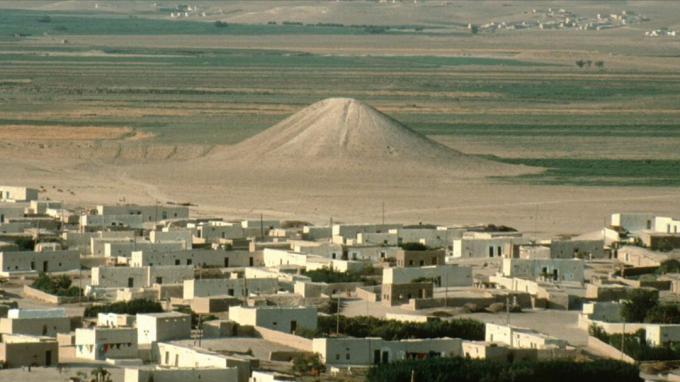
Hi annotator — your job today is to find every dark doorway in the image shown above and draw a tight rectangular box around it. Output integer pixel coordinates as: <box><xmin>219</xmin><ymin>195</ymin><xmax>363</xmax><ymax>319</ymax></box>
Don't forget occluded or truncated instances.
<box><xmin>45</xmin><ymin>350</ymin><xmax>52</xmax><ymax>366</ymax></box>
<box><xmin>42</xmin><ymin>261</ymin><xmax>48</xmax><ymax>272</ymax></box>
<box><xmin>290</xmin><ymin>320</ymin><xmax>297</xmax><ymax>333</ymax></box>
<box><xmin>128</xmin><ymin>277</ymin><xmax>134</xmax><ymax>287</ymax></box>
<box><xmin>224</xmin><ymin>258</ymin><xmax>229</xmax><ymax>267</ymax></box>
<box><xmin>373</xmin><ymin>350</ymin><xmax>381</xmax><ymax>364</ymax></box>
<box><xmin>381</xmin><ymin>351</ymin><xmax>389</xmax><ymax>364</ymax></box>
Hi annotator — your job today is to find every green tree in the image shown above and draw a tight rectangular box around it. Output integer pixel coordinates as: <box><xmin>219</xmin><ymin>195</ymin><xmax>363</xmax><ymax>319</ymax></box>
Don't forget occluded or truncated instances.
<box><xmin>621</xmin><ymin>289</ymin><xmax>658</xmax><ymax>322</ymax></box>
<box><xmin>645</xmin><ymin>304</ymin><xmax>680</xmax><ymax>324</ymax></box>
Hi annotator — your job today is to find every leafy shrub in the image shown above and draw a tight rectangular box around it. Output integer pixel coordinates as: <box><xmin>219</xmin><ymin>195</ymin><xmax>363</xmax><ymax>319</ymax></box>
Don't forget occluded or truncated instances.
<box><xmin>292</xmin><ymin>353</ymin><xmax>325</xmax><ymax>376</ymax></box>
<box><xmin>621</xmin><ymin>288</ymin><xmax>658</xmax><ymax>322</ymax></box>
<box><xmin>32</xmin><ymin>273</ymin><xmax>82</xmax><ymax>297</ymax></box>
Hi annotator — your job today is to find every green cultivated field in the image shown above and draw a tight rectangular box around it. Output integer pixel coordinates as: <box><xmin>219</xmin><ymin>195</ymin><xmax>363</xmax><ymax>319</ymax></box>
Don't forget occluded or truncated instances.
<box><xmin>1</xmin><ymin>4</ymin><xmax>680</xmax><ymax>186</ymax></box>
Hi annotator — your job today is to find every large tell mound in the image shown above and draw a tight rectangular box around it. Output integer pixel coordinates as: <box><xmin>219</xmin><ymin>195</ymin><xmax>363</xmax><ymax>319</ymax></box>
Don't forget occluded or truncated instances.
<box><xmin>218</xmin><ymin>98</ymin><xmax>531</xmax><ymax>177</ymax></box>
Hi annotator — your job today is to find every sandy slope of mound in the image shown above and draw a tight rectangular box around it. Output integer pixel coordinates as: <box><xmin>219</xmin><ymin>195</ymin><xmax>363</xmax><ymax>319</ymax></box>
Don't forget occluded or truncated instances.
<box><xmin>213</xmin><ymin>97</ymin><xmax>533</xmax><ymax>177</ymax></box>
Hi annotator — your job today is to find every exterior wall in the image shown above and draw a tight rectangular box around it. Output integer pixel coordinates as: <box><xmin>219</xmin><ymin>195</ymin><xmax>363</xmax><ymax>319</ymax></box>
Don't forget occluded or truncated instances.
<box><xmin>356</xmin><ymin>232</ymin><xmax>399</xmax><ymax>246</ymax></box>
<box><xmin>382</xmin><ymin>282</ymin><xmax>433</xmax><ymax>306</ymax></box>
<box><xmin>81</xmin><ymin>214</ymin><xmax>145</xmax><ymax>229</ymax></box>
<box><xmin>611</xmin><ymin>213</ymin><xmax>655</xmax><ymax>232</ymax></box>
<box><xmin>97</xmin><ymin>313</ymin><xmax>135</xmax><ymax>328</ymax></box>
<box><xmin>581</xmin><ymin>302</ymin><xmax>623</xmax><ymax>322</ymax></box>
<box><xmin>105</xmin><ymin>241</ymin><xmax>184</xmax><ymax>258</ymax></box>
<box><xmin>0</xmin><ymin>250</ymin><xmax>79</xmax><ymax>274</ymax></box>
<box><xmin>332</xmin><ymin>224</ymin><xmax>402</xmax><ymax>241</ymax></box>
<box><xmin>485</xmin><ymin>323</ymin><xmax>565</xmax><ymax>349</ymax></box>
<box><xmin>383</xmin><ymin>265</ymin><xmax>473</xmax><ymax>287</ymax></box>
<box><xmin>0</xmin><ymin>316</ymin><xmax>71</xmax><ymax>336</ymax></box>
<box><xmin>312</xmin><ymin>337</ymin><xmax>461</xmax><ymax>366</ymax></box>
<box><xmin>550</xmin><ymin>240</ymin><xmax>604</xmax><ymax>259</ymax></box>
<box><xmin>0</xmin><ymin>203</ymin><xmax>25</xmax><ymax>223</ymax></box>
<box><xmin>654</xmin><ymin>216</ymin><xmax>680</xmax><ymax>234</ymax></box>
<box><xmin>0</xmin><ymin>186</ymin><xmax>38</xmax><ymax>202</ymax></box>
<box><xmin>91</xmin><ymin>266</ymin><xmax>193</xmax><ymax>288</ymax></box>
<box><xmin>229</xmin><ymin>306</ymin><xmax>317</xmax><ymax>333</ymax></box>
<box><xmin>183</xmin><ymin>277</ymin><xmax>278</xmax><ymax>299</ymax></box>
<box><xmin>645</xmin><ymin>324</ymin><xmax>680</xmax><ymax>346</ymax></box>
<box><xmin>0</xmin><ymin>337</ymin><xmax>58</xmax><ymax>367</ymax></box>
<box><xmin>501</xmin><ymin>258</ymin><xmax>584</xmax><ymax>282</ymax></box>
<box><xmin>137</xmin><ymin>312</ymin><xmax>191</xmax><ymax>345</ymax></box>
<box><xmin>462</xmin><ymin>341</ymin><xmax>510</xmax><ymax>360</ymax></box>
<box><xmin>302</xmin><ymin>226</ymin><xmax>332</xmax><ymax>240</ymax></box>
<box><xmin>75</xmin><ymin>327</ymin><xmax>138</xmax><ymax>360</ymax></box>
<box><xmin>131</xmin><ymin>249</ymin><xmax>253</xmax><ymax>268</ymax></box>
<box><xmin>197</xmin><ymin>223</ymin><xmax>245</xmax><ymax>242</ymax></box>
<box><xmin>97</xmin><ymin>205</ymin><xmax>189</xmax><ymax>221</ymax></box>
<box><xmin>149</xmin><ymin>229</ymin><xmax>193</xmax><ymax>249</ymax></box>
<box><xmin>393</xmin><ymin>227</ymin><xmax>458</xmax><ymax>249</ymax></box>
<box><xmin>395</xmin><ymin>249</ymin><xmax>445</xmax><ymax>267</ymax></box>
<box><xmin>452</xmin><ymin>235</ymin><xmax>528</xmax><ymax>258</ymax></box>
<box><xmin>125</xmin><ymin>367</ymin><xmax>238</xmax><ymax>382</ymax></box>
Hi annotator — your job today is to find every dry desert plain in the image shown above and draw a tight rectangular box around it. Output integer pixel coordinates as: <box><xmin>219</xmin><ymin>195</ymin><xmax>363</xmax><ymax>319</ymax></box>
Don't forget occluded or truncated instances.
<box><xmin>1</xmin><ymin>1</ymin><xmax>680</xmax><ymax>237</ymax></box>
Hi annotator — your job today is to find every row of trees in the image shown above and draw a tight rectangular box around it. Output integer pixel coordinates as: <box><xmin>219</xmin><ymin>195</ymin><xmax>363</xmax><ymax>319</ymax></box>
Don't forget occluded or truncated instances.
<box><xmin>84</xmin><ymin>299</ymin><xmax>163</xmax><ymax>318</ymax></box>
<box><xmin>590</xmin><ymin>325</ymin><xmax>680</xmax><ymax>361</ymax></box>
<box><xmin>300</xmin><ymin>315</ymin><xmax>484</xmax><ymax>341</ymax></box>
<box><xmin>367</xmin><ymin>357</ymin><xmax>642</xmax><ymax>382</ymax></box>
<box><xmin>576</xmin><ymin>59</ymin><xmax>605</xmax><ymax>68</ymax></box>
<box><xmin>621</xmin><ymin>288</ymin><xmax>680</xmax><ymax>323</ymax></box>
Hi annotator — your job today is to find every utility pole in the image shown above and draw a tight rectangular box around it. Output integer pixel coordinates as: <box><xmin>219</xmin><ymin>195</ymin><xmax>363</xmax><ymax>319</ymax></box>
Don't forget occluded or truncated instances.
<box><xmin>336</xmin><ymin>295</ymin><xmax>341</xmax><ymax>336</ymax></box>
<box><xmin>621</xmin><ymin>321</ymin><xmax>625</xmax><ymax>359</ymax></box>
<box><xmin>506</xmin><ymin>296</ymin><xmax>510</xmax><ymax>326</ymax></box>
<box><xmin>260</xmin><ymin>213</ymin><xmax>264</xmax><ymax>239</ymax></box>
<box><xmin>381</xmin><ymin>201</ymin><xmax>385</xmax><ymax>225</ymax></box>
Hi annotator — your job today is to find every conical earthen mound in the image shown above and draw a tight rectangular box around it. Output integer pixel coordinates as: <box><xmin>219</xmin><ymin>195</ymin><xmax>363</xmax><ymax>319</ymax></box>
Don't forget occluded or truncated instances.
<box><xmin>213</xmin><ymin>98</ymin><xmax>535</xmax><ymax>176</ymax></box>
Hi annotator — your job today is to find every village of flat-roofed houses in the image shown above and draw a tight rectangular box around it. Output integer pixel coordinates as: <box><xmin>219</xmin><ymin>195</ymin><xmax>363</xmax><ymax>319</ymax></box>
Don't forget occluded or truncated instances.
<box><xmin>1</xmin><ymin>184</ymin><xmax>680</xmax><ymax>381</ymax></box>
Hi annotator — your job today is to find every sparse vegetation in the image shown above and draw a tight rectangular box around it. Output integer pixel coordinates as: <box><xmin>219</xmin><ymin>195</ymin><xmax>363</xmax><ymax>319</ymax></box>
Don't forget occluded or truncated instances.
<box><xmin>302</xmin><ymin>315</ymin><xmax>484</xmax><ymax>340</ymax></box>
<box><xmin>31</xmin><ymin>273</ymin><xmax>82</xmax><ymax>297</ymax></box>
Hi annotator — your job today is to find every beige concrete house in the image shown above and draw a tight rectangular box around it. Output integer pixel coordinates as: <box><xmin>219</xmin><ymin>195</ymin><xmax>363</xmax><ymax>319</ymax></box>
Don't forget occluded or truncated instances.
<box><xmin>229</xmin><ymin>306</ymin><xmax>317</xmax><ymax>334</ymax></box>
<box><xmin>0</xmin><ymin>334</ymin><xmax>58</xmax><ymax>367</ymax></box>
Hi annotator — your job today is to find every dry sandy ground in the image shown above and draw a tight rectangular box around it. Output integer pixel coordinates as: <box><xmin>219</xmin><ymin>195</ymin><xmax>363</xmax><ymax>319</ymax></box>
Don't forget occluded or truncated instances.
<box><xmin>1</xmin><ymin>99</ymin><xmax>679</xmax><ymax>238</ymax></box>
<box><xmin>2</xmin><ymin>141</ymin><xmax>680</xmax><ymax>239</ymax></box>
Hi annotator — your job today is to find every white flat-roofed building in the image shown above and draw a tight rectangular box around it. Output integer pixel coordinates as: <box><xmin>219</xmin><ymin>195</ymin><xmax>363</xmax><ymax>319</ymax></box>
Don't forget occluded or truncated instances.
<box><xmin>136</xmin><ymin>312</ymin><xmax>191</xmax><ymax>345</ymax></box>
